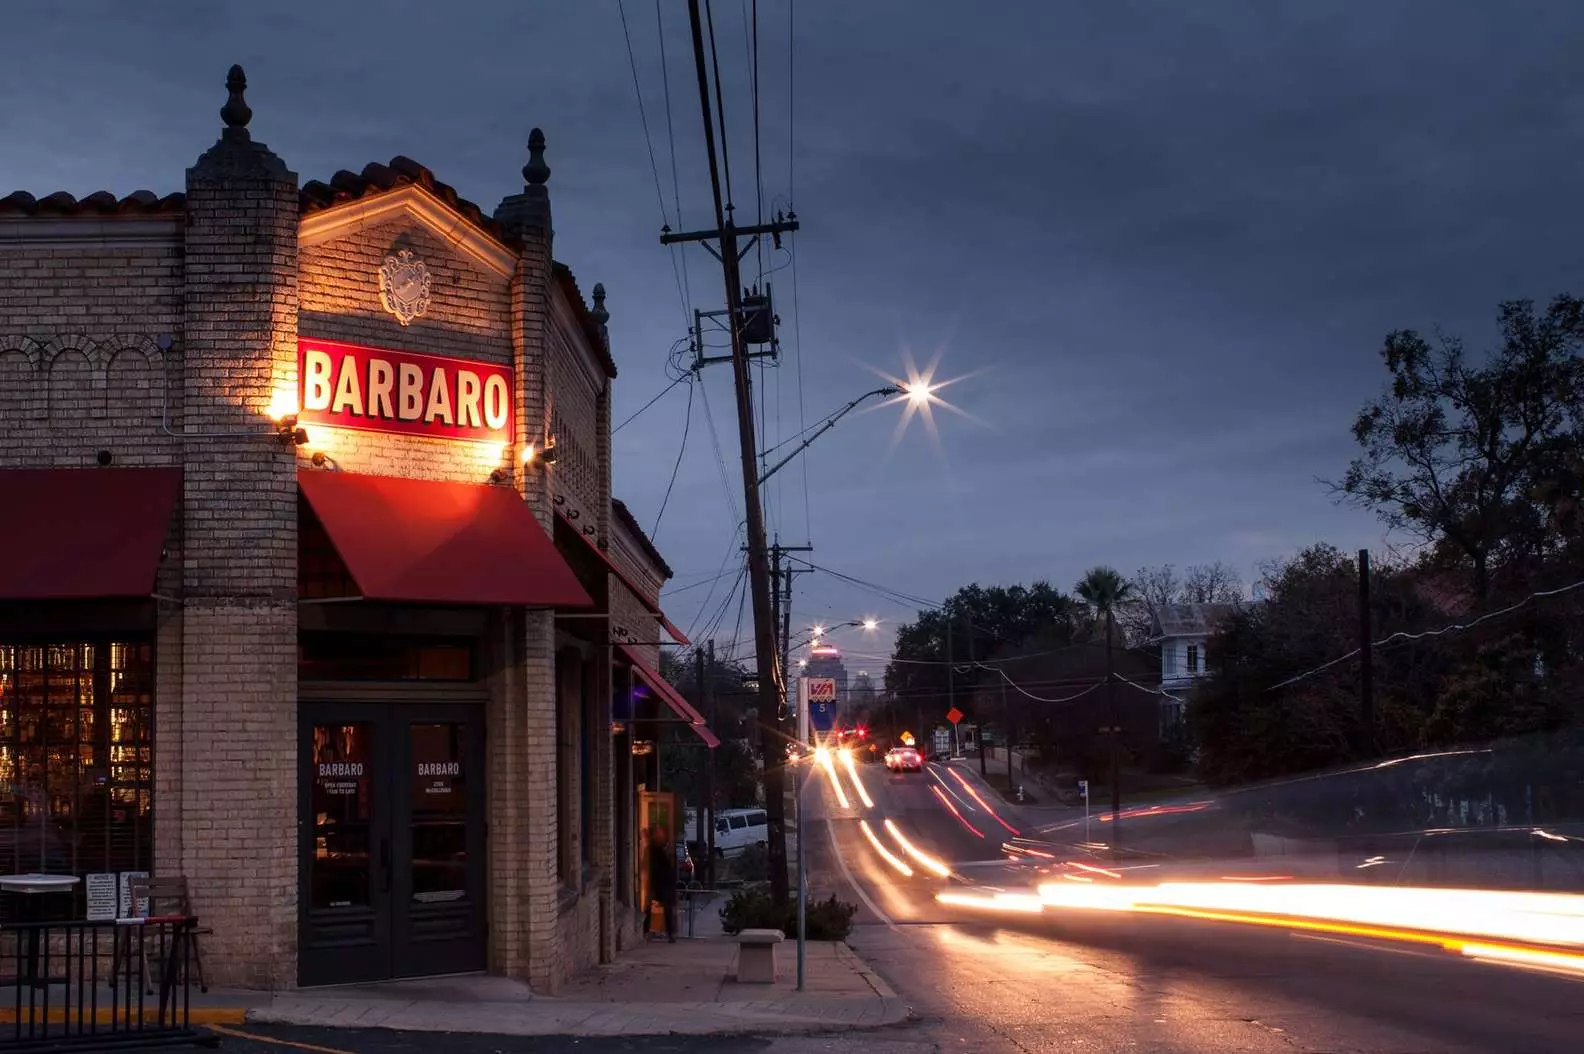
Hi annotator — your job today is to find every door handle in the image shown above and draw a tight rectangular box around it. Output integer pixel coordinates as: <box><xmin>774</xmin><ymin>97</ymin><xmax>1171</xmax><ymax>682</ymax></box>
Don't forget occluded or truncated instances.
<box><xmin>379</xmin><ymin>838</ymin><xmax>392</xmax><ymax>894</ymax></box>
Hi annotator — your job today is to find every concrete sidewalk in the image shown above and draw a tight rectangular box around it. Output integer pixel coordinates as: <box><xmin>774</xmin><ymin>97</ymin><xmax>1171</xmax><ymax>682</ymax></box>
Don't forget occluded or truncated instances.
<box><xmin>200</xmin><ymin>897</ymin><xmax>906</xmax><ymax>1038</ymax></box>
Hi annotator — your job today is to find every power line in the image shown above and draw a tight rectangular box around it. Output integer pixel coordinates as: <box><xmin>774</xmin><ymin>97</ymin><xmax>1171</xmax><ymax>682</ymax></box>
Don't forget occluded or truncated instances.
<box><xmin>1264</xmin><ymin>575</ymin><xmax>1584</xmax><ymax>693</ymax></box>
<box><xmin>697</xmin><ymin>378</ymin><xmax>743</xmax><ymax>523</ymax></box>
<box><xmin>614</xmin><ymin>367</ymin><xmax>689</xmax><ymax>433</ymax></box>
<box><xmin>683</xmin><ymin>518</ymin><xmax>745</xmax><ymax>642</ymax></box>
<box><xmin>618</xmin><ymin>0</ymin><xmax>691</xmax><ymax>326</ymax></box>
<box><xmin>650</xmin><ymin>379</ymin><xmax>696</xmax><ymax>541</ymax></box>
<box><xmin>973</xmin><ymin>663</ymin><xmax>1107</xmax><ymax>705</ymax></box>
<box><xmin>654</xmin><ymin>0</ymin><xmax>692</xmax><ymax>315</ymax></box>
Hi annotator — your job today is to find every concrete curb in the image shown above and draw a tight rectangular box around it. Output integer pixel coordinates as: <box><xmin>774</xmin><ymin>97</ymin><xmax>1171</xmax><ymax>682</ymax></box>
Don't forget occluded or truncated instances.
<box><xmin>242</xmin><ymin>994</ymin><xmax>908</xmax><ymax>1037</ymax></box>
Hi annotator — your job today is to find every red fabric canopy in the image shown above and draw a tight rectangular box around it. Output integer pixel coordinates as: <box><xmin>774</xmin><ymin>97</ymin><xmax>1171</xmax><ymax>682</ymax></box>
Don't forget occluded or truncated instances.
<box><xmin>556</xmin><ymin>510</ymin><xmax>690</xmax><ymax>645</ymax></box>
<box><xmin>299</xmin><ymin>471</ymin><xmax>593</xmax><ymax>608</ymax></box>
<box><xmin>619</xmin><ymin>644</ymin><xmax>720</xmax><ymax>749</ymax></box>
<box><xmin>0</xmin><ymin>467</ymin><xmax>180</xmax><ymax>599</ymax></box>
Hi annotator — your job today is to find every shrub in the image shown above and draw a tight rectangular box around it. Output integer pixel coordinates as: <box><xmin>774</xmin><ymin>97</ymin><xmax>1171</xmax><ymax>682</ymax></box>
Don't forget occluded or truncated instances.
<box><xmin>719</xmin><ymin>888</ymin><xmax>858</xmax><ymax>941</ymax></box>
<box><xmin>732</xmin><ymin>842</ymin><xmax>770</xmax><ymax>881</ymax></box>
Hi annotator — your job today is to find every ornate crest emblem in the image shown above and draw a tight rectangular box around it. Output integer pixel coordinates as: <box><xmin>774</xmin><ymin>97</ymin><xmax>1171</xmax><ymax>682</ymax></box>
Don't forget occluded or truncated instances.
<box><xmin>378</xmin><ymin>250</ymin><xmax>432</xmax><ymax>326</ymax></box>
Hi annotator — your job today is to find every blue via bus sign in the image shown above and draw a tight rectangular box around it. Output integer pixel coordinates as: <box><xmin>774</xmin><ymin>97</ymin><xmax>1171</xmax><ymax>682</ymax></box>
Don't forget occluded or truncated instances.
<box><xmin>805</xmin><ymin>677</ymin><xmax>838</xmax><ymax>733</ymax></box>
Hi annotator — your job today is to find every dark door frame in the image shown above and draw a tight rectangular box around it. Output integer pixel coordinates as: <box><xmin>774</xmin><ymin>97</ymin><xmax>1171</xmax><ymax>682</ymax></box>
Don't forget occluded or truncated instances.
<box><xmin>298</xmin><ymin>700</ymin><xmax>487</xmax><ymax>987</ymax></box>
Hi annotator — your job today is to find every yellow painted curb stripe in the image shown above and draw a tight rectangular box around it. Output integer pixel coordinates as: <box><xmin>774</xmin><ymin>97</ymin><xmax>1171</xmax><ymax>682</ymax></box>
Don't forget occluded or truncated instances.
<box><xmin>208</xmin><ymin>1022</ymin><xmax>358</xmax><ymax>1054</ymax></box>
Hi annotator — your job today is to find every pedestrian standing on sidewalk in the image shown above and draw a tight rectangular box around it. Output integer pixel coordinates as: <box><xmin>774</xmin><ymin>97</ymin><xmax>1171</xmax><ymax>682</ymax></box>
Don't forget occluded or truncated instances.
<box><xmin>647</xmin><ymin>824</ymin><xmax>677</xmax><ymax>942</ymax></box>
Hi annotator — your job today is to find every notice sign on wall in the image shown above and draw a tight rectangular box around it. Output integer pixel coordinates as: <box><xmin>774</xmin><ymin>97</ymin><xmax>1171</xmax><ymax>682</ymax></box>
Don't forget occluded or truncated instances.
<box><xmin>85</xmin><ymin>873</ymin><xmax>117</xmax><ymax>921</ymax></box>
<box><xmin>297</xmin><ymin>338</ymin><xmax>513</xmax><ymax>444</ymax></box>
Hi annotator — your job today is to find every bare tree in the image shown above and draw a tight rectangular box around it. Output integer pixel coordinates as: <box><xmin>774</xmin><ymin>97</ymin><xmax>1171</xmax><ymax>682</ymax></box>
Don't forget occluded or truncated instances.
<box><xmin>1182</xmin><ymin>562</ymin><xmax>1244</xmax><ymax>603</ymax></box>
<box><xmin>1132</xmin><ymin>564</ymin><xmax>1180</xmax><ymax>611</ymax></box>
<box><xmin>1123</xmin><ymin>564</ymin><xmax>1180</xmax><ymax>644</ymax></box>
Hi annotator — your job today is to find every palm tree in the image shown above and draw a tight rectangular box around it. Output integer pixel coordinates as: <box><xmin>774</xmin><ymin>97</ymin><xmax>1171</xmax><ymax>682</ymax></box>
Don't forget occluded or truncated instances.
<box><xmin>1075</xmin><ymin>566</ymin><xmax>1134</xmax><ymax>849</ymax></box>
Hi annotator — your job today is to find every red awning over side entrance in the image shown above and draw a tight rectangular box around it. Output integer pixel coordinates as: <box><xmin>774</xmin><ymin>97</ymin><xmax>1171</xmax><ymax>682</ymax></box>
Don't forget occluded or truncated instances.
<box><xmin>299</xmin><ymin>471</ymin><xmax>593</xmax><ymax>608</ymax></box>
<box><xmin>618</xmin><ymin>643</ymin><xmax>720</xmax><ymax>749</ymax></box>
<box><xmin>556</xmin><ymin>510</ymin><xmax>690</xmax><ymax>645</ymax></box>
<box><xmin>0</xmin><ymin>467</ymin><xmax>180</xmax><ymax>599</ymax></box>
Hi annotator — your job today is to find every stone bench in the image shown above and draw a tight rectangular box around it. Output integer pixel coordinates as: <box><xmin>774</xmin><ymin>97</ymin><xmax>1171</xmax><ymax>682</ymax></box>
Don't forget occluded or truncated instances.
<box><xmin>734</xmin><ymin>928</ymin><xmax>784</xmax><ymax>983</ymax></box>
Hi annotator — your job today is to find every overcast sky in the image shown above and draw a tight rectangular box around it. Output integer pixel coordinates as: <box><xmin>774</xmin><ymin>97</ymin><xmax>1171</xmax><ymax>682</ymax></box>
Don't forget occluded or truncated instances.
<box><xmin>5</xmin><ymin>2</ymin><xmax>1583</xmax><ymax>670</ymax></box>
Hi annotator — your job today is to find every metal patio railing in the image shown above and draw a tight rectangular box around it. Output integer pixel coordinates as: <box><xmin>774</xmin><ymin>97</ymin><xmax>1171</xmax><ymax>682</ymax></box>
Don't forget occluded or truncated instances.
<box><xmin>0</xmin><ymin>915</ymin><xmax>213</xmax><ymax>1051</ymax></box>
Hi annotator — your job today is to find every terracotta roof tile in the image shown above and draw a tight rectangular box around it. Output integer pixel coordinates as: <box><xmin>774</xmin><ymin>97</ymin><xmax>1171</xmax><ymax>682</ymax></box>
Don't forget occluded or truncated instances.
<box><xmin>612</xmin><ymin>499</ymin><xmax>672</xmax><ymax>580</ymax></box>
<box><xmin>0</xmin><ymin>189</ymin><xmax>185</xmax><ymax>217</ymax></box>
<box><xmin>299</xmin><ymin>156</ymin><xmax>515</xmax><ymax>251</ymax></box>
<box><xmin>553</xmin><ymin>262</ymin><xmax>618</xmax><ymax>379</ymax></box>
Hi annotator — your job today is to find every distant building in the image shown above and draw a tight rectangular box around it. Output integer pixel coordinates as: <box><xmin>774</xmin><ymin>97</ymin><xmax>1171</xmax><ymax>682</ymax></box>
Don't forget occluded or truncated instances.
<box><xmin>1151</xmin><ymin>603</ymin><xmax>1248</xmax><ymax>721</ymax></box>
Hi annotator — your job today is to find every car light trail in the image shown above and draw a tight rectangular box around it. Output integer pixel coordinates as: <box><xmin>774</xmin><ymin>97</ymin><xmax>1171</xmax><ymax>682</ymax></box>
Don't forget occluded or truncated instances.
<box><xmin>936</xmin><ymin>880</ymin><xmax>1584</xmax><ymax>975</ymax></box>
<box><xmin>947</xmin><ymin>768</ymin><xmax>1020</xmax><ymax>835</ymax></box>
<box><xmin>859</xmin><ymin>820</ymin><xmax>913</xmax><ymax>877</ymax></box>
<box><xmin>926</xmin><ymin>766</ymin><xmax>978</xmax><ymax>812</ymax></box>
<box><xmin>930</xmin><ymin>783</ymin><xmax>985</xmax><ymax>839</ymax></box>
<box><xmin>1460</xmin><ymin>942</ymin><xmax>1584</xmax><ymax>975</ymax></box>
<box><xmin>820</xmin><ymin>751</ymin><xmax>851</xmax><ymax>809</ymax></box>
<box><xmin>840</xmin><ymin>749</ymin><xmax>874</xmax><ymax>808</ymax></box>
<box><xmin>883</xmin><ymin>818</ymin><xmax>952</xmax><ymax>877</ymax></box>
<box><xmin>1068</xmin><ymin>861</ymin><xmax>1122</xmax><ymax>879</ymax></box>
<box><xmin>938</xmin><ymin>891</ymin><xmax>1044</xmax><ymax>914</ymax></box>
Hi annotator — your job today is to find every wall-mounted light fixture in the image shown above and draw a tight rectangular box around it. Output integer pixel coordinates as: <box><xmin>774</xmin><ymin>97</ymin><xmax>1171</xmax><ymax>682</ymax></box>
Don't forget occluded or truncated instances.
<box><xmin>311</xmin><ymin>451</ymin><xmax>329</xmax><ymax>468</ymax></box>
<box><xmin>96</xmin><ymin>450</ymin><xmax>113</xmax><ymax>467</ymax></box>
<box><xmin>489</xmin><ymin>468</ymin><xmax>509</xmax><ymax>485</ymax></box>
<box><xmin>522</xmin><ymin>439</ymin><xmax>559</xmax><ymax>465</ymax></box>
<box><xmin>276</xmin><ymin>414</ymin><xmax>308</xmax><ymax>448</ymax></box>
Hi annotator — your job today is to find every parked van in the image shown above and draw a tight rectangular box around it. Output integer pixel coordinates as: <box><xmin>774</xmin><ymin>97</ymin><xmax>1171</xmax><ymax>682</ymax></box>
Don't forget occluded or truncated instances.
<box><xmin>712</xmin><ymin>808</ymin><xmax>769</xmax><ymax>858</ymax></box>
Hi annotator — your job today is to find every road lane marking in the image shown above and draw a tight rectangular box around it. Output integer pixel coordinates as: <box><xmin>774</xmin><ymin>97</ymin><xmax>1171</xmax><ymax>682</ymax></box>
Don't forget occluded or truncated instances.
<box><xmin>826</xmin><ymin>817</ymin><xmax>901</xmax><ymax>932</ymax></box>
<box><xmin>207</xmin><ymin>1023</ymin><xmax>357</xmax><ymax>1054</ymax></box>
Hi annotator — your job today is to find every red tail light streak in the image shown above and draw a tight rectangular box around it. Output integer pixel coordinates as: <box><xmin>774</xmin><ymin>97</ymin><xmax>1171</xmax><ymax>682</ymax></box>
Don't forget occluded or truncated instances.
<box><xmin>930</xmin><ymin>783</ymin><xmax>985</xmax><ymax>839</ymax></box>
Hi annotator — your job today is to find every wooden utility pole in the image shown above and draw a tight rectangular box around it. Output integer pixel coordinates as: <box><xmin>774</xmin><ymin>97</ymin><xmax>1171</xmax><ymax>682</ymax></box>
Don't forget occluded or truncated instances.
<box><xmin>1359</xmin><ymin>548</ymin><xmax>1375</xmax><ymax>757</ymax></box>
<box><xmin>670</xmin><ymin>0</ymin><xmax>801</xmax><ymax>903</ymax></box>
<box><xmin>1002</xmin><ymin>678</ymin><xmax>1013</xmax><ymax>787</ymax></box>
<box><xmin>1106</xmin><ymin>611</ymin><xmax>1121</xmax><ymax>848</ymax></box>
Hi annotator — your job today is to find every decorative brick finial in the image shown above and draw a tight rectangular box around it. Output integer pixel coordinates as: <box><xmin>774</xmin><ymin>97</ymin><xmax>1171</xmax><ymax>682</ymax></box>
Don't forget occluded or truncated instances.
<box><xmin>591</xmin><ymin>283</ymin><xmax>609</xmax><ymax>327</ymax></box>
<box><xmin>221</xmin><ymin>65</ymin><xmax>252</xmax><ymax>134</ymax></box>
<box><xmin>523</xmin><ymin>128</ymin><xmax>550</xmax><ymax>187</ymax></box>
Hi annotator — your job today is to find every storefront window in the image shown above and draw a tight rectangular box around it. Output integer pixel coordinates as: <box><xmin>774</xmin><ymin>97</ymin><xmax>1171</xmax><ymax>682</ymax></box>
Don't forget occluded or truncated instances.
<box><xmin>0</xmin><ymin>641</ymin><xmax>154</xmax><ymax>890</ymax></box>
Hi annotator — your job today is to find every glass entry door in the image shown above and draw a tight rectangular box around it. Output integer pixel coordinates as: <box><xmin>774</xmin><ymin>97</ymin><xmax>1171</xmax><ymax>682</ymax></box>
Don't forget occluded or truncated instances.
<box><xmin>299</xmin><ymin>703</ymin><xmax>486</xmax><ymax>986</ymax></box>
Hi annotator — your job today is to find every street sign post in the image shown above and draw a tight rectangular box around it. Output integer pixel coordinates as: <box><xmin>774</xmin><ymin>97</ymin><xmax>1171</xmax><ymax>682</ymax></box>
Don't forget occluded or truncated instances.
<box><xmin>1078</xmin><ymin>778</ymin><xmax>1090</xmax><ymax>842</ymax></box>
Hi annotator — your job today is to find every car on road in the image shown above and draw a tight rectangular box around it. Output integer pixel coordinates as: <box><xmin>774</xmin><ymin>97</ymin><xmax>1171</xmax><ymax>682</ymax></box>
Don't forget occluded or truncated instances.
<box><xmin>885</xmin><ymin>745</ymin><xmax>923</xmax><ymax>772</ymax></box>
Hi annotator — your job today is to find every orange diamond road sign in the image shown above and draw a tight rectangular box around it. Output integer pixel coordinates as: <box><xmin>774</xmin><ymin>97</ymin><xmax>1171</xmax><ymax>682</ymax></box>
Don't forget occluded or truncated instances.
<box><xmin>946</xmin><ymin>707</ymin><xmax>964</xmax><ymax>725</ymax></box>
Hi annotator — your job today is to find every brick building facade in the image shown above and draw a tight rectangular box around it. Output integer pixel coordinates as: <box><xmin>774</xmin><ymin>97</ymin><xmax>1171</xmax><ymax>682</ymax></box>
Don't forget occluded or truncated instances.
<box><xmin>0</xmin><ymin>67</ymin><xmax>707</xmax><ymax>990</ymax></box>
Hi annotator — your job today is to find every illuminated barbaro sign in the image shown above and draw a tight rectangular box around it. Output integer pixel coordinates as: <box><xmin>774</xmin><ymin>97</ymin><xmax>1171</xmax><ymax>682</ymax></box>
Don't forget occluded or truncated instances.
<box><xmin>297</xmin><ymin>338</ymin><xmax>513</xmax><ymax>443</ymax></box>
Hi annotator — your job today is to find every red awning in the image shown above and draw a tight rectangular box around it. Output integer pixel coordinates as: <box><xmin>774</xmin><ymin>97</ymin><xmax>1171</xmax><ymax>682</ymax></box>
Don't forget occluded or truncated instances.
<box><xmin>0</xmin><ymin>467</ymin><xmax>180</xmax><ymax>599</ymax></box>
<box><xmin>619</xmin><ymin>643</ymin><xmax>720</xmax><ymax>748</ymax></box>
<box><xmin>299</xmin><ymin>471</ymin><xmax>593</xmax><ymax>608</ymax></box>
<box><xmin>556</xmin><ymin>510</ymin><xmax>690</xmax><ymax>645</ymax></box>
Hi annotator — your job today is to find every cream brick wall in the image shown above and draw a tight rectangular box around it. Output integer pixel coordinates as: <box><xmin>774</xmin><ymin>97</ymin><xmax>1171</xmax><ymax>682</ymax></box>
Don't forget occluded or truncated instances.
<box><xmin>297</xmin><ymin>217</ymin><xmax>515</xmax><ymax>483</ymax></box>
<box><xmin>179</xmin><ymin>133</ymin><xmax>302</xmax><ymax>988</ymax></box>
<box><xmin>546</xmin><ymin>292</ymin><xmax>604</xmax><ymax>517</ymax></box>
<box><xmin>0</xmin><ymin>232</ymin><xmax>183</xmax><ymax>468</ymax></box>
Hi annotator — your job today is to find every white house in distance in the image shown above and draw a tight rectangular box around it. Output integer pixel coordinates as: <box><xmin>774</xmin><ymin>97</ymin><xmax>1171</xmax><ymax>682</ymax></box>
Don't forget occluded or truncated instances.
<box><xmin>1152</xmin><ymin>602</ymin><xmax>1246</xmax><ymax>723</ymax></box>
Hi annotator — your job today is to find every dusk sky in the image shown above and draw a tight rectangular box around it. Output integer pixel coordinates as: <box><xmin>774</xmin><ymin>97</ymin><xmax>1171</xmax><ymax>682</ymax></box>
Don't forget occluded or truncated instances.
<box><xmin>6</xmin><ymin>2</ymin><xmax>1583</xmax><ymax>671</ymax></box>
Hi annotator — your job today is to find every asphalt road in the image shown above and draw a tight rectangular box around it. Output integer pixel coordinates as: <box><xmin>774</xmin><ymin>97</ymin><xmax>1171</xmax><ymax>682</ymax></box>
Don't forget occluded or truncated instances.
<box><xmin>209</xmin><ymin>755</ymin><xmax>1584</xmax><ymax>1053</ymax></box>
<box><xmin>806</xmin><ymin>755</ymin><xmax>1584</xmax><ymax>1053</ymax></box>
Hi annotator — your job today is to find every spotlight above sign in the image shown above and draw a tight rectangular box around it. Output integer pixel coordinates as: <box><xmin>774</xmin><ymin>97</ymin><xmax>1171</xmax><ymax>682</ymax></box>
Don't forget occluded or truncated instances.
<box><xmin>296</xmin><ymin>338</ymin><xmax>513</xmax><ymax>444</ymax></box>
